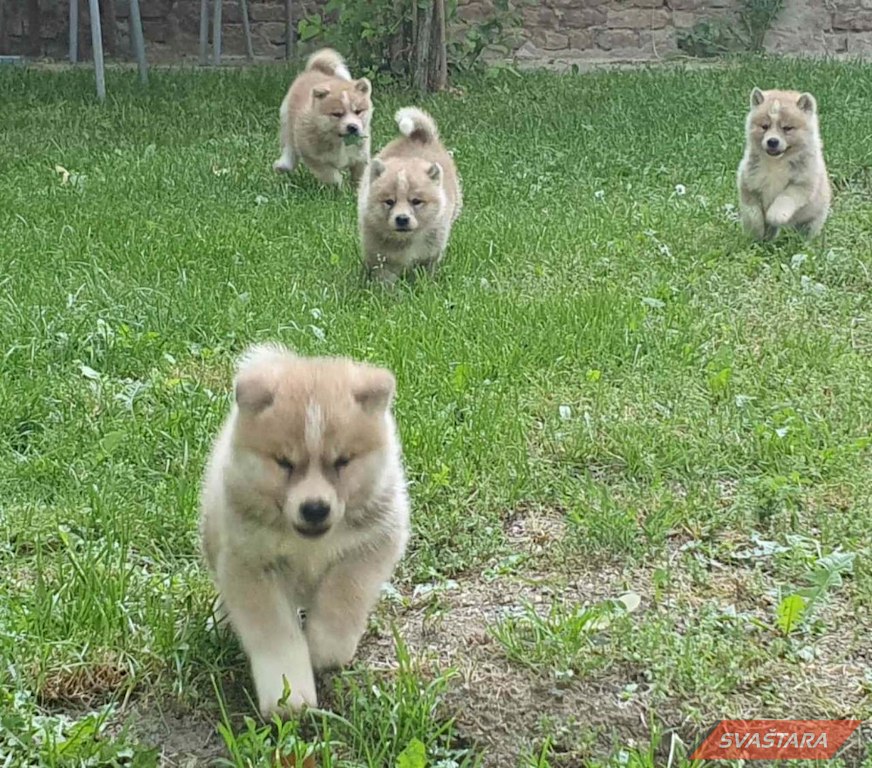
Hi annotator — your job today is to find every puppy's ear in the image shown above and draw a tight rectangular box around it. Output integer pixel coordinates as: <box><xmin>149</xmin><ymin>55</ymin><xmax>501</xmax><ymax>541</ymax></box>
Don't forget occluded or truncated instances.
<box><xmin>427</xmin><ymin>162</ymin><xmax>442</xmax><ymax>182</ymax></box>
<box><xmin>797</xmin><ymin>92</ymin><xmax>817</xmax><ymax>114</ymax></box>
<box><xmin>313</xmin><ymin>86</ymin><xmax>330</xmax><ymax>100</ymax></box>
<box><xmin>235</xmin><ymin>370</ymin><xmax>275</xmax><ymax>414</ymax></box>
<box><xmin>354</xmin><ymin>365</ymin><xmax>396</xmax><ymax>413</ymax></box>
<box><xmin>750</xmin><ymin>87</ymin><xmax>765</xmax><ymax>107</ymax></box>
<box><xmin>370</xmin><ymin>158</ymin><xmax>386</xmax><ymax>180</ymax></box>
<box><xmin>234</xmin><ymin>343</ymin><xmax>290</xmax><ymax>413</ymax></box>
<box><xmin>354</xmin><ymin>78</ymin><xmax>371</xmax><ymax>95</ymax></box>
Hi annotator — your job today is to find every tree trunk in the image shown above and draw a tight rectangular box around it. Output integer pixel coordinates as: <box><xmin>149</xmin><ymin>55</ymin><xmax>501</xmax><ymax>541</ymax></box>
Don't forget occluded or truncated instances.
<box><xmin>412</xmin><ymin>0</ymin><xmax>432</xmax><ymax>92</ymax></box>
<box><xmin>434</xmin><ymin>0</ymin><xmax>447</xmax><ymax>91</ymax></box>
<box><xmin>412</xmin><ymin>0</ymin><xmax>448</xmax><ymax>92</ymax></box>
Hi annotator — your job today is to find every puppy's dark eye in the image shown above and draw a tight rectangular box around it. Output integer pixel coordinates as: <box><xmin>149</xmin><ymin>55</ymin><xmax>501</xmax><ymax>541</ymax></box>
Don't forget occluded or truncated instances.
<box><xmin>384</xmin><ymin>199</ymin><xmax>395</xmax><ymax>208</ymax></box>
<box><xmin>354</xmin><ymin>108</ymin><xmax>364</xmax><ymax>115</ymax></box>
<box><xmin>782</xmin><ymin>126</ymin><xmax>794</xmax><ymax>132</ymax></box>
<box><xmin>276</xmin><ymin>457</ymin><xmax>295</xmax><ymax>473</ymax></box>
<box><xmin>411</xmin><ymin>198</ymin><xmax>423</xmax><ymax>206</ymax></box>
<box><xmin>334</xmin><ymin>456</ymin><xmax>351</xmax><ymax>470</ymax></box>
<box><xmin>331</xmin><ymin>112</ymin><xmax>344</xmax><ymax>118</ymax></box>
<box><xmin>761</xmin><ymin>123</ymin><xmax>770</xmax><ymax>130</ymax></box>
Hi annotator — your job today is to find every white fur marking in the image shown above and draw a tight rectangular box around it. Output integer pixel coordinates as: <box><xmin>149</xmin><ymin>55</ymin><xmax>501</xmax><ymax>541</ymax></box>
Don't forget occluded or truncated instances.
<box><xmin>397</xmin><ymin>169</ymin><xmax>408</xmax><ymax>198</ymax></box>
<box><xmin>305</xmin><ymin>401</ymin><xmax>323</xmax><ymax>449</ymax></box>
<box><xmin>398</xmin><ymin>115</ymin><xmax>415</xmax><ymax>136</ymax></box>
<box><xmin>335</xmin><ymin>64</ymin><xmax>351</xmax><ymax>80</ymax></box>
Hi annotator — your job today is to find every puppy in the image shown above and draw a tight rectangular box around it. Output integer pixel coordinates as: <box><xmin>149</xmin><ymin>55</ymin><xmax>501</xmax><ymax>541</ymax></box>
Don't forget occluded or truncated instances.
<box><xmin>200</xmin><ymin>344</ymin><xmax>409</xmax><ymax>716</ymax></box>
<box><xmin>273</xmin><ymin>48</ymin><xmax>373</xmax><ymax>187</ymax></box>
<box><xmin>359</xmin><ymin>107</ymin><xmax>462</xmax><ymax>282</ymax></box>
<box><xmin>737</xmin><ymin>87</ymin><xmax>831</xmax><ymax>240</ymax></box>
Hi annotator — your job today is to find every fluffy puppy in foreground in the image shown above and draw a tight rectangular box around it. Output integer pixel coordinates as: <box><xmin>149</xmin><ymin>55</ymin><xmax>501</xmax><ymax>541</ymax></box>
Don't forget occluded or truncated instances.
<box><xmin>737</xmin><ymin>87</ymin><xmax>831</xmax><ymax>240</ymax></box>
<box><xmin>200</xmin><ymin>344</ymin><xmax>409</xmax><ymax>716</ymax></box>
<box><xmin>359</xmin><ymin>107</ymin><xmax>462</xmax><ymax>282</ymax></box>
<box><xmin>273</xmin><ymin>48</ymin><xmax>372</xmax><ymax>187</ymax></box>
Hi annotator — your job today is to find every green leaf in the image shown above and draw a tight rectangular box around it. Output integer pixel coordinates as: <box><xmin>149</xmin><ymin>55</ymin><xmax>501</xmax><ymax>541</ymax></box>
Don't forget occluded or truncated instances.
<box><xmin>776</xmin><ymin>594</ymin><xmax>806</xmax><ymax>635</ymax></box>
<box><xmin>99</xmin><ymin>430</ymin><xmax>126</xmax><ymax>455</ymax></box>
<box><xmin>397</xmin><ymin>737</ymin><xmax>427</xmax><ymax>768</ymax></box>
<box><xmin>816</xmin><ymin>551</ymin><xmax>856</xmax><ymax>575</ymax></box>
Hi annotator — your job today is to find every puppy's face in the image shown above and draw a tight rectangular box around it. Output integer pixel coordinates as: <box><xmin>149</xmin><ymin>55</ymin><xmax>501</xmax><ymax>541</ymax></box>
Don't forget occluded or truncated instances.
<box><xmin>311</xmin><ymin>79</ymin><xmax>372</xmax><ymax>139</ymax></box>
<box><xmin>366</xmin><ymin>158</ymin><xmax>445</xmax><ymax>236</ymax></box>
<box><xmin>746</xmin><ymin>87</ymin><xmax>817</xmax><ymax>158</ymax></box>
<box><xmin>229</xmin><ymin>347</ymin><xmax>395</xmax><ymax>539</ymax></box>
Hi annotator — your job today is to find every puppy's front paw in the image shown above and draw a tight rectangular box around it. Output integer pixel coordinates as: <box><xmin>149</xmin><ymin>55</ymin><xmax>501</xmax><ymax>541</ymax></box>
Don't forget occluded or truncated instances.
<box><xmin>252</xmin><ymin>653</ymin><xmax>317</xmax><ymax>718</ymax></box>
<box><xmin>739</xmin><ymin>204</ymin><xmax>766</xmax><ymax>240</ymax></box>
<box><xmin>308</xmin><ymin>629</ymin><xmax>359</xmax><ymax>672</ymax></box>
<box><xmin>765</xmin><ymin>202</ymin><xmax>795</xmax><ymax>228</ymax></box>
<box><xmin>273</xmin><ymin>159</ymin><xmax>294</xmax><ymax>174</ymax></box>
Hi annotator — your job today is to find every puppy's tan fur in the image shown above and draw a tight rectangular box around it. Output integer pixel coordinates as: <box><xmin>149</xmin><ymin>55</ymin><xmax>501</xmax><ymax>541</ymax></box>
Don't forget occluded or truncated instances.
<box><xmin>200</xmin><ymin>344</ymin><xmax>409</xmax><ymax>716</ymax></box>
<box><xmin>737</xmin><ymin>87</ymin><xmax>831</xmax><ymax>240</ymax></box>
<box><xmin>359</xmin><ymin>107</ymin><xmax>462</xmax><ymax>282</ymax></box>
<box><xmin>273</xmin><ymin>49</ymin><xmax>373</xmax><ymax>187</ymax></box>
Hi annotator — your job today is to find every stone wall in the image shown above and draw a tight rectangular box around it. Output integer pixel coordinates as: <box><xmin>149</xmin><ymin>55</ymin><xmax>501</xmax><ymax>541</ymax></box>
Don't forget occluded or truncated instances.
<box><xmin>1</xmin><ymin>0</ymin><xmax>870</xmax><ymax>63</ymax></box>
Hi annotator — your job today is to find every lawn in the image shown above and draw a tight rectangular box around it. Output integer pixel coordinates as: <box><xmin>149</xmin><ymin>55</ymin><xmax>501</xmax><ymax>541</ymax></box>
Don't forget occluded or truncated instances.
<box><xmin>1</xmin><ymin>57</ymin><xmax>871</xmax><ymax>767</ymax></box>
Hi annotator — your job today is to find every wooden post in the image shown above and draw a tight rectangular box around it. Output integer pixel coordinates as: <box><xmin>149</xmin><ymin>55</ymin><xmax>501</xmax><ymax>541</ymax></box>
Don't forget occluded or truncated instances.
<box><xmin>285</xmin><ymin>0</ymin><xmax>294</xmax><ymax>61</ymax></box>
<box><xmin>129</xmin><ymin>0</ymin><xmax>148</xmax><ymax>84</ymax></box>
<box><xmin>239</xmin><ymin>0</ymin><xmax>254</xmax><ymax>60</ymax></box>
<box><xmin>88</xmin><ymin>0</ymin><xmax>106</xmax><ymax>101</ymax></box>
<box><xmin>412</xmin><ymin>0</ymin><xmax>432</xmax><ymax>92</ymax></box>
<box><xmin>434</xmin><ymin>0</ymin><xmax>447</xmax><ymax>91</ymax></box>
<box><xmin>69</xmin><ymin>0</ymin><xmax>79</xmax><ymax>62</ymax></box>
<box><xmin>199</xmin><ymin>0</ymin><xmax>209</xmax><ymax>64</ymax></box>
<box><xmin>211</xmin><ymin>0</ymin><xmax>222</xmax><ymax>65</ymax></box>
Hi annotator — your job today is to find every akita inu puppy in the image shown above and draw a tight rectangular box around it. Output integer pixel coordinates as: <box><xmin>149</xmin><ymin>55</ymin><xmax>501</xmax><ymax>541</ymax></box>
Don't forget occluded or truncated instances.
<box><xmin>359</xmin><ymin>107</ymin><xmax>462</xmax><ymax>281</ymax></box>
<box><xmin>200</xmin><ymin>344</ymin><xmax>410</xmax><ymax>716</ymax></box>
<box><xmin>273</xmin><ymin>49</ymin><xmax>372</xmax><ymax>188</ymax></box>
<box><xmin>738</xmin><ymin>87</ymin><xmax>831</xmax><ymax>240</ymax></box>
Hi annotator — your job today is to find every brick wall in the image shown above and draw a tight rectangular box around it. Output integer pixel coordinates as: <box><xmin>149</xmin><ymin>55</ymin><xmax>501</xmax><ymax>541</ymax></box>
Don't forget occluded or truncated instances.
<box><xmin>1</xmin><ymin>0</ymin><xmax>870</xmax><ymax>63</ymax></box>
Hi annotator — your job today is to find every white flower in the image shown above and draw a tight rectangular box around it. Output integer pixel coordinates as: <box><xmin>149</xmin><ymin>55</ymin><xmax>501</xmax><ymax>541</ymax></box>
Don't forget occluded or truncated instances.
<box><xmin>674</xmin><ymin>184</ymin><xmax>686</xmax><ymax>196</ymax></box>
<box><xmin>594</xmin><ymin>189</ymin><xmax>605</xmax><ymax>201</ymax></box>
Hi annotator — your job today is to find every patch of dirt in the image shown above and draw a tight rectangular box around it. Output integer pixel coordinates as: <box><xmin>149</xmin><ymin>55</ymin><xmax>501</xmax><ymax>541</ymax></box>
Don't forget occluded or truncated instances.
<box><xmin>357</xmin><ymin>547</ymin><xmax>648</xmax><ymax>765</ymax></box>
<box><xmin>122</xmin><ymin>699</ymin><xmax>227</xmax><ymax>767</ymax></box>
<box><xmin>354</xmin><ymin>512</ymin><xmax>872</xmax><ymax>766</ymax></box>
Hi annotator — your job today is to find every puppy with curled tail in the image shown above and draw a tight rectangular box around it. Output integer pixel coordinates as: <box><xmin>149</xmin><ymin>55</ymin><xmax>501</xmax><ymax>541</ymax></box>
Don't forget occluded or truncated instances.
<box><xmin>273</xmin><ymin>48</ymin><xmax>372</xmax><ymax>188</ymax></box>
<box><xmin>358</xmin><ymin>107</ymin><xmax>462</xmax><ymax>282</ymax></box>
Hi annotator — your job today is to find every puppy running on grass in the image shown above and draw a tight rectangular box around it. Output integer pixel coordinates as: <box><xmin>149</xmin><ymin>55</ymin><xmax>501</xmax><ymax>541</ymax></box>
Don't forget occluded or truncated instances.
<box><xmin>200</xmin><ymin>344</ymin><xmax>409</xmax><ymax>716</ymax></box>
<box><xmin>273</xmin><ymin>48</ymin><xmax>372</xmax><ymax>188</ymax></box>
<box><xmin>359</xmin><ymin>107</ymin><xmax>462</xmax><ymax>282</ymax></box>
<box><xmin>737</xmin><ymin>87</ymin><xmax>831</xmax><ymax>240</ymax></box>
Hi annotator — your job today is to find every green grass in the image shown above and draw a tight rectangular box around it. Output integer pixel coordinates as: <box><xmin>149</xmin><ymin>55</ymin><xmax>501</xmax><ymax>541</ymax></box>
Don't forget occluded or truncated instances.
<box><xmin>1</xmin><ymin>56</ymin><xmax>871</xmax><ymax>766</ymax></box>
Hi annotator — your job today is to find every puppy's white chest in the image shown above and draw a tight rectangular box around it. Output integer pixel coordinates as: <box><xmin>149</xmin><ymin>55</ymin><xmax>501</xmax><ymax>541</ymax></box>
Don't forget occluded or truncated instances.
<box><xmin>746</xmin><ymin>158</ymin><xmax>790</xmax><ymax>208</ymax></box>
<box><xmin>338</xmin><ymin>141</ymin><xmax>367</xmax><ymax>167</ymax></box>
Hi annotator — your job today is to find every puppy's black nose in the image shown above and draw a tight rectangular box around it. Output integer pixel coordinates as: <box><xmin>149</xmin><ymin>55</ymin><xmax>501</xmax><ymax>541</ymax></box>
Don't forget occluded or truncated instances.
<box><xmin>395</xmin><ymin>215</ymin><xmax>410</xmax><ymax>228</ymax></box>
<box><xmin>767</xmin><ymin>137</ymin><xmax>780</xmax><ymax>149</ymax></box>
<box><xmin>346</xmin><ymin>124</ymin><xmax>359</xmax><ymax>135</ymax></box>
<box><xmin>300</xmin><ymin>500</ymin><xmax>330</xmax><ymax>525</ymax></box>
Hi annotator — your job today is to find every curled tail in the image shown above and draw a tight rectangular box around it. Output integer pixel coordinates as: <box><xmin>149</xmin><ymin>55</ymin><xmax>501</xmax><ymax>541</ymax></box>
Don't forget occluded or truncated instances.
<box><xmin>395</xmin><ymin>107</ymin><xmax>439</xmax><ymax>144</ymax></box>
<box><xmin>305</xmin><ymin>48</ymin><xmax>351</xmax><ymax>80</ymax></box>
